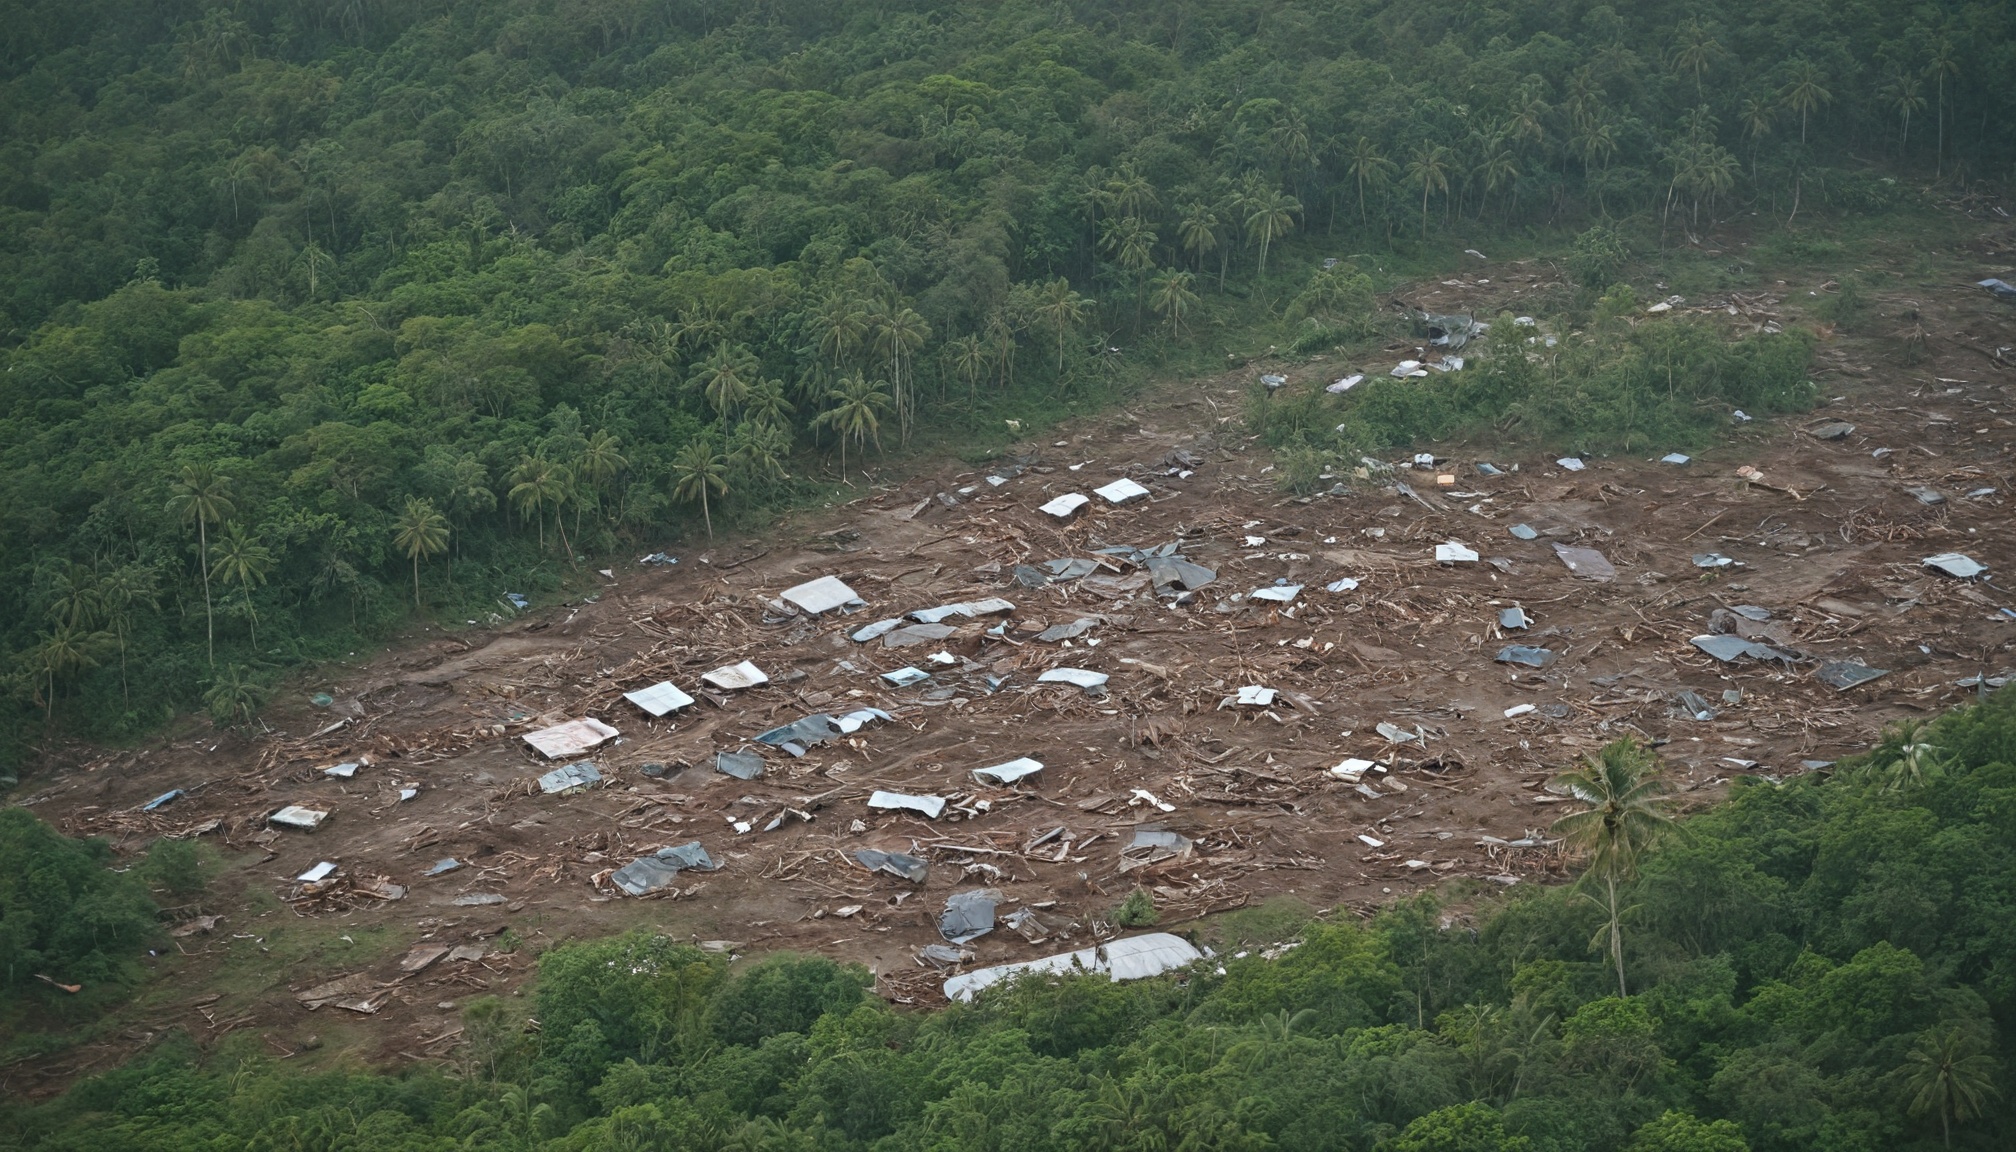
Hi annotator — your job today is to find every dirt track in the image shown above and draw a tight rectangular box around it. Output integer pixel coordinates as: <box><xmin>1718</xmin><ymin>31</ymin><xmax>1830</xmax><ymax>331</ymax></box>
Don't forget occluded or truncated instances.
<box><xmin>13</xmin><ymin>231</ymin><xmax>2016</xmax><ymax>1090</ymax></box>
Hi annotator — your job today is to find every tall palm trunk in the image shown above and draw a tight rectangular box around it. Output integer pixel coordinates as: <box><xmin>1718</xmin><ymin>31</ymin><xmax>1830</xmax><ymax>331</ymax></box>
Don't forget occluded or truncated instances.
<box><xmin>199</xmin><ymin>520</ymin><xmax>214</xmax><ymax>667</ymax></box>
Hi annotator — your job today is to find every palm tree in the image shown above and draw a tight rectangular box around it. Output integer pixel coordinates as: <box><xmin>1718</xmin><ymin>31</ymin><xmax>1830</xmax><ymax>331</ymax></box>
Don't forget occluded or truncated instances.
<box><xmin>670</xmin><ymin>437</ymin><xmax>728</xmax><ymax>539</ymax></box>
<box><xmin>30</xmin><ymin>624</ymin><xmax>109</xmax><ymax>722</ymax></box>
<box><xmin>1345</xmin><ymin>137</ymin><xmax>1396</xmax><ymax>230</ymax></box>
<box><xmin>391</xmin><ymin>496</ymin><xmax>450</xmax><ymax>610</ymax></box>
<box><xmin>693</xmin><ymin>344</ymin><xmax>754</xmax><ymax>428</ymax></box>
<box><xmin>1267</xmin><ymin>107</ymin><xmax>1314</xmax><ymax>196</ymax></box>
<box><xmin>1739</xmin><ymin>94</ymin><xmax>1775</xmax><ymax>181</ymax></box>
<box><xmin>1780</xmin><ymin>58</ymin><xmax>1831</xmax><ymax>145</ymax></box>
<box><xmin>810</xmin><ymin>374</ymin><xmax>892</xmax><ymax>478</ymax></box>
<box><xmin>1033</xmin><ymin>278</ymin><xmax>1091</xmax><ymax>374</ymax></box>
<box><xmin>209</xmin><ymin>521</ymin><xmax>273</xmax><ymax>649</ymax></box>
<box><xmin>741</xmin><ymin>378</ymin><xmax>794</xmax><ymax>431</ymax></box>
<box><xmin>203</xmin><ymin>664</ymin><xmax>265</xmax><ymax>729</ymax></box>
<box><xmin>507</xmin><ymin>455</ymin><xmax>568</xmax><ymax>552</ymax></box>
<box><xmin>1549</xmin><ymin>738</ymin><xmax>1681</xmax><ymax>997</ymax></box>
<box><xmin>442</xmin><ymin>453</ymin><xmax>495</xmax><ymax>570</ymax></box>
<box><xmin>1176</xmin><ymin>201</ymin><xmax>1223</xmax><ymax>281</ymax></box>
<box><xmin>1864</xmin><ymin>719</ymin><xmax>1949</xmax><ymax>790</ymax></box>
<box><xmin>1882</xmin><ymin>70</ymin><xmax>1927</xmax><ymax>155</ymax></box>
<box><xmin>1149</xmin><ymin>269</ymin><xmax>1199</xmax><ymax>340</ymax></box>
<box><xmin>166</xmin><ymin>463</ymin><xmax>235</xmax><ymax>667</ymax></box>
<box><xmin>1405</xmin><ymin>144</ymin><xmax>1451</xmax><ymax>239</ymax></box>
<box><xmin>727</xmin><ymin>421</ymin><xmax>789</xmax><ymax>492</ymax></box>
<box><xmin>1926</xmin><ymin>42</ymin><xmax>1959</xmax><ymax>178</ymax></box>
<box><xmin>97</xmin><ymin>563</ymin><xmax>157</xmax><ymax>708</ymax></box>
<box><xmin>1902</xmin><ymin>1026</ymin><xmax>2000</xmax><ymax>1147</ymax></box>
<box><xmin>45</xmin><ymin>563</ymin><xmax>101</xmax><ymax>633</ymax></box>
<box><xmin>1475</xmin><ymin>142</ymin><xmax>1519</xmax><ymax>221</ymax></box>
<box><xmin>1243</xmin><ymin>187</ymin><xmax>1300</xmax><ymax>278</ymax></box>
<box><xmin>946</xmin><ymin>334</ymin><xmax>988</xmax><ymax>401</ymax></box>
<box><xmin>871</xmin><ymin>305</ymin><xmax>930</xmax><ymax>445</ymax></box>
<box><xmin>573</xmin><ymin>428</ymin><xmax>628</xmax><ymax>530</ymax></box>
<box><xmin>1102</xmin><ymin>162</ymin><xmax>1159</xmax><ymax>218</ymax></box>
<box><xmin>1670</xmin><ymin>19</ymin><xmax>1722</xmax><ymax>100</ymax></box>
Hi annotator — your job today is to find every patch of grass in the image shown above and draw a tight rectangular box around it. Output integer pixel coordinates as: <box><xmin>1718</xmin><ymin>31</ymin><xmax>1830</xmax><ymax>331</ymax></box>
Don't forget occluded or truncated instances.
<box><xmin>1196</xmin><ymin>896</ymin><xmax>1320</xmax><ymax>952</ymax></box>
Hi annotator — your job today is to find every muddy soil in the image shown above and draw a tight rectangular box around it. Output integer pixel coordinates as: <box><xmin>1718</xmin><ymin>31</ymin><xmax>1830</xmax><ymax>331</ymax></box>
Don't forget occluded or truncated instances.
<box><xmin>12</xmin><ymin>226</ymin><xmax>2016</xmax><ymax>1095</ymax></box>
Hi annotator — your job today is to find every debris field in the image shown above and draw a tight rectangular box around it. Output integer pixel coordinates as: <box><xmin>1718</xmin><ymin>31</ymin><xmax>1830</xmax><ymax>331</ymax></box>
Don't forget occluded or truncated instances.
<box><xmin>22</xmin><ymin>257</ymin><xmax>2016</xmax><ymax>1073</ymax></box>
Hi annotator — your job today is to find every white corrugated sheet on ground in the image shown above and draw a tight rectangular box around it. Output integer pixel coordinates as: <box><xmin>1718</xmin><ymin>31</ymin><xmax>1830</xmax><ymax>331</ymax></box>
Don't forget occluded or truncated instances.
<box><xmin>869</xmin><ymin>791</ymin><xmax>947</xmax><ymax>819</ymax></box>
<box><xmin>270</xmin><ymin>805</ymin><xmax>329</xmax><ymax>830</ymax></box>
<box><xmin>943</xmin><ymin>933</ymin><xmax>1207</xmax><ymax>1002</ymax></box>
<box><xmin>1039</xmin><ymin>493</ymin><xmax>1090</xmax><ymax>518</ymax></box>
<box><xmin>1435</xmin><ymin>542</ymin><xmax>1479</xmax><ymax>563</ymax></box>
<box><xmin>1094</xmin><ymin>477</ymin><xmax>1151</xmax><ymax>504</ymax></box>
<box><xmin>973</xmin><ymin>757</ymin><xmax>1044</xmax><ymax>786</ymax></box>
<box><xmin>779</xmin><ymin>575</ymin><xmax>863</xmax><ymax>615</ymax></box>
<box><xmin>701</xmin><ymin>660</ymin><xmax>769</xmax><ymax>690</ymax></box>
<box><xmin>522</xmin><ymin>717</ymin><xmax>620</xmax><ymax>759</ymax></box>
<box><xmin>623</xmin><ymin>681</ymin><xmax>695</xmax><ymax>717</ymax></box>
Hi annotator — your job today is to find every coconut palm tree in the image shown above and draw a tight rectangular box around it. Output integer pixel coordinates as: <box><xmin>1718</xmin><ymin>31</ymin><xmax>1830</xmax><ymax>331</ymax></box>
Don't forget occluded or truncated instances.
<box><xmin>946</xmin><ymin>334</ymin><xmax>988</xmax><ymax>401</ymax></box>
<box><xmin>1927</xmin><ymin>41</ymin><xmax>1959</xmax><ymax>177</ymax></box>
<box><xmin>507</xmin><ymin>455</ymin><xmax>569</xmax><ymax>553</ymax></box>
<box><xmin>1406</xmin><ymin>145</ymin><xmax>1451</xmax><ymax>239</ymax></box>
<box><xmin>1102</xmin><ymin>162</ymin><xmax>1159</xmax><ymax>219</ymax></box>
<box><xmin>813</xmin><ymin>293</ymin><xmax>868</xmax><ymax>371</ymax></box>
<box><xmin>166</xmin><ymin>463</ymin><xmax>235</xmax><ymax>667</ymax></box>
<box><xmin>1176</xmin><ymin>201</ymin><xmax>1223</xmax><ymax>281</ymax></box>
<box><xmin>1242</xmin><ymin>186</ymin><xmax>1300</xmax><ymax>278</ymax></box>
<box><xmin>97</xmin><ymin>563</ymin><xmax>157</xmax><ymax>708</ymax></box>
<box><xmin>209</xmin><ymin>521</ymin><xmax>273</xmax><ymax>649</ymax></box>
<box><xmin>1149</xmin><ymin>269</ymin><xmax>1199</xmax><ymax>340</ymax></box>
<box><xmin>1669</xmin><ymin>19</ymin><xmax>1722</xmax><ymax>100</ymax></box>
<box><xmin>693</xmin><ymin>344</ymin><xmax>755</xmax><ymax>429</ymax></box>
<box><xmin>1033</xmin><ymin>277</ymin><xmax>1092</xmax><ymax>374</ymax></box>
<box><xmin>203</xmin><ymin>664</ymin><xmax>265</xmax><ymax>729</ymax></box>
<box><xmin>1882</xmin><ymin>70</ymin><xmax>1927</xmax><ymax>156</ymax></box>
<box><xmin>30</xmin><ymin>624</ymin><xmax>110</xmax><ymax>722</ymax></box>
<box><xmin>741</xmin><ymin>378</ymin><xmax>794</xmax><ymax>431</ymax></box>
<box><xmin>871</xmin><ymin>305</ymin><xmax>930</xmax><ymax>445</ymax></box>
<box><xmin>1780</xmin><ymin>58</ymin><xmax>1831</xmax><ymax>145</ymax></box>
<box><xmin>1903</xmin><ymin>1025</ymin><xmax>2000</xmax><ymax>1147</ymax></box>
<box><xmin>670</xmin><ymin>437</ymin><xmax>728</xmax><ymax>539</ymax></box>
<box><xmin>1738</xmin><ymin>93</ymin><xmax>1775</xmax><ymax>180</ymax></box>
<box><xmin>1345</xmin><ymin>137</ymin><xmax>1396</xmax><ymax>229</ymax></box>
<box><xmin>391</xmin><ymin>496</ymin><xmax>450</xmax><ymax>610</ymax></box>
<box><xmin>1549</xmin><ymin>738</ymin><xmax>1681</xmax><ymax>997</ymax></box>
<box><xmin>811</xmin><ymin>373</ymin><xmax>891</xmax><ymax>478</ymax></box>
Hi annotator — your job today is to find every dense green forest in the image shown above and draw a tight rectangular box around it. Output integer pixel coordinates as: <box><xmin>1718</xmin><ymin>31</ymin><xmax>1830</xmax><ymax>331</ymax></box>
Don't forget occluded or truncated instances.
<box><xmin>6</xmin><ymin>686</ymin><xmax>2014</xmax><ymax>1150</ymax></box>
<box><xmin>2</xmin><ymin>0</ymin><xmax>2013</xmax><ymax>762</ymax></box>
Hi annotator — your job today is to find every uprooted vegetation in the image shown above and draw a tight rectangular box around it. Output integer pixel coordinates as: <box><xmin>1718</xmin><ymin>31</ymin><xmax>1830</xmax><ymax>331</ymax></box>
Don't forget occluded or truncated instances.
<box><xmin>11</xmin><ymin>685</ymin><xmax>2016</xmax><ymax>1149</ymax></box>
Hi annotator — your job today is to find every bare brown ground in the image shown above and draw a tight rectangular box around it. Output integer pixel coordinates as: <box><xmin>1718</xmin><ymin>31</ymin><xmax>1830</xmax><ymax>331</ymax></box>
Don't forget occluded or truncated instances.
<box><xmin>9</xmin><ymin>217</ymin><xmax>2016</xmax><ymax>1095</ymax></box>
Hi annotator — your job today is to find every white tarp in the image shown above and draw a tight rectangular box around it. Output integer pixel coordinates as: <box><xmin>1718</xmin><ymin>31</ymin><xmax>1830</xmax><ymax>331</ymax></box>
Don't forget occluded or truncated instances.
<box><xmin>1039</xmin><ymin>493</ymin><xmax>1090</xmax><ymax>519</ymax></box>
<box><xmin>1250</xmin><ymin>585</ymin><xmax>1302</xmax><ymax>603</ymax></box>
<box><xmin>522</xmin><ymin>717</ymin><xmax>620</xmax><ymax>759</ymax></box>
<box><xmin>943</xmin><ymin>933</ymin><xmax>1206</xmax><ymax>1002</ymax></box>
<box><xmin>780</xmin><ymin>575</ymin><xmax>863</xmax><ymax>615</ymax></box>
<box><xmin>623</xmin><ymin>681</ymin><xmax>695</xmax><ymax>717</ymax></box>
<box><xmin>869</xmin><ymin>791</ymin><xmax>947</xmax><ymax>819</ymax></box>
<box><xmin>1038</xmin><ymin>668</ymin><xmax>1109</xmax><ymax>690</ymax></box>
<box><xmin>1233</xmin><ymin>686</ymin><xmax>1277</xmax><ymax>707</ymax></box>
<box><xmin>701</xmin><ymin>660</ymin><xmax>769</xmax><ymax>690</ymax></box>
<box><xmin>1094</xmin><ymin>478</ymin><xmax>1151</xmax><ymax>504</ymax></box>
<box><xmin>1435</xmin><ymin>542</ymin><xmax>1479</xmax><ymax>563</ymax></box>
<box><xmin>973</xmin><ymin>757</ymin><xmax>1044</xmax><ymax>786</ymax></box>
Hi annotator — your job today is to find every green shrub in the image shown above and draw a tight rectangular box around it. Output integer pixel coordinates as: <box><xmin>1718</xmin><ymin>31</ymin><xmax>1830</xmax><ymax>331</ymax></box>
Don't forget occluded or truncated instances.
<box><xmin>0</xmin><ymin>809</ymin><xmax>158</xmax><ymax>992</ymax></box>
<box><xmin>1114</xmin><ymin>889</ymin><xmax>1158</xmax><ymax>928</ymax></box>
<box><xmin>1568</xmin><ymin>223</ymin><xmax>1632</xmax><ymax>290</ymax></box>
